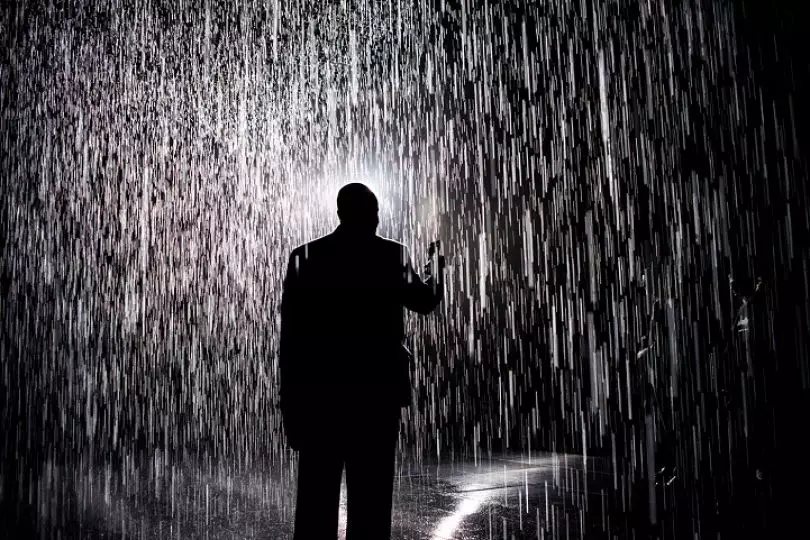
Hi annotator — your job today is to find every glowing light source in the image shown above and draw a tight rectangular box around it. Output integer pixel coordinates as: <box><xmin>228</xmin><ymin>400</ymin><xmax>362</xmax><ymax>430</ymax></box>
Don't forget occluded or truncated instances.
<box><xmin>316</xmin><ymin>166</ymin><xmax>393</xmax><ymax>217</ymax></box>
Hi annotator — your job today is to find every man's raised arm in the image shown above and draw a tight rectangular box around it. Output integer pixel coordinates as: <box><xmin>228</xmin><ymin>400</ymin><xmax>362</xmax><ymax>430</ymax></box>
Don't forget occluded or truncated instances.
<box><xmin>400</xmin><ymin>247</ymin><xmax>444</xmax><ymax>315</ymax></box>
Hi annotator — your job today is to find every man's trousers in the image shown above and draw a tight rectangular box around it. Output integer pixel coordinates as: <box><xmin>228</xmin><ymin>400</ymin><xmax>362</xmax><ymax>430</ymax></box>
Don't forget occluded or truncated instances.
<box><xmin>293</xmin><ymin>404</ymin><xmax>401</xmax><ymax>540</ymax></box>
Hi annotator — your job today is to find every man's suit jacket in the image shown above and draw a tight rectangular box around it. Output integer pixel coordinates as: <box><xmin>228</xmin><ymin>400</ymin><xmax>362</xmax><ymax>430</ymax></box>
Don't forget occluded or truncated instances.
<box><xmin>279</xmin><ymin>225</ymin><xmax>442</xmax><ymax>448</ymax></box>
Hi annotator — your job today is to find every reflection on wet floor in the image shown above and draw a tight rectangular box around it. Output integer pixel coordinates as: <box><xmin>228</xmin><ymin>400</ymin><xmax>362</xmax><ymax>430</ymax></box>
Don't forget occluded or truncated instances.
<box><xmin>395</xmin><ymin>452</ymin><xmax>606</xmax><ymax>540</ymax></box>
<box><xmin>14</xmin><ymin>450</ymin><xmax>626</xmax><ymax>539</ymax></box>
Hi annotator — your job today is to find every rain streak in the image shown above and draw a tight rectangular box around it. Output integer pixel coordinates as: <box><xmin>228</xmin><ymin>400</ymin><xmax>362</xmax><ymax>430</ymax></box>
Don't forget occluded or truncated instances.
<box><xmin>1</xmin><ymin>0</ymin><xmax>807</xmax><ymax>538</ymax></box>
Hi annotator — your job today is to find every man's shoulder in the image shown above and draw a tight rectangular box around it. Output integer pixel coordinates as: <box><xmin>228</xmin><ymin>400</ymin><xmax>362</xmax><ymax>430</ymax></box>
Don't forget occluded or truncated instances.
<box><xmin>288</xmin><ymin>235</ymin><xmax>331</xmax><ymax>258</ymax></box>
<box><xmin>376</xmin><ymin>235</ymin><xmax>406</xmax><ymax>250</ymax></box>
<box><xmin>289</xmin><ymin>234</ymin><xmax>408</xmax><ymax>261</ymax></box>
<box><xmin>287</xmin><ymin>244</ymin><xmax>306</xmax><ymax>260</ymax></box>
<box><xmin>375</xmin><ymin>236</ymin><xmax>411</xmax><ymax>264</ymax></box>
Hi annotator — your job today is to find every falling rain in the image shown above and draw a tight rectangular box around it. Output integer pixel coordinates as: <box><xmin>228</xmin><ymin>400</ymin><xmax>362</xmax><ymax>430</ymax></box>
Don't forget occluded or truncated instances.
<box><xmin>1</xmin><ymin>0</ymin><xmax>808</xmax><ymax>538</ymax></box>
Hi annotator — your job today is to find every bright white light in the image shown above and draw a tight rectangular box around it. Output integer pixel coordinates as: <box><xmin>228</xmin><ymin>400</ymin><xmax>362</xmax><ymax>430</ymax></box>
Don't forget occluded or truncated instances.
<box><xmin>430</xmin><ymin>487</ymin><xmax>491</xmax><ymax>540</ymax></box>
<box><xmin>316</xmin><ymin>165</ymin><xmax>393</xmax><ymax>217</ymax></box>
<box><xmin>338</xmin><ymin>480</ymin><xmax>347</xmax><ymax>539</ymax></box>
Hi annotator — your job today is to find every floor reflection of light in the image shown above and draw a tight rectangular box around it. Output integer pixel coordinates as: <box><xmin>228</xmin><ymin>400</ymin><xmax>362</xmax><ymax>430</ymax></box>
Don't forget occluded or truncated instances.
<box><xmin>338</xmin><ymin>479</ymin><xmax>348</xmax><ymax>540</ymax></box>
<box><xmin>430</xmin><ymin>486</ymin><xmax>492</xmax><ymax>540</ymax></box>
<box><xmin>427</xmin><ymin>453</ymin><xmax>578</xmax><ymax>539</ymax></box>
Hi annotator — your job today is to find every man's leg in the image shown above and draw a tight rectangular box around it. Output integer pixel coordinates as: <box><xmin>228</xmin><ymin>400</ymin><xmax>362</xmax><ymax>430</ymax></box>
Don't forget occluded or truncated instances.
<box><xmin>344</xmin><ymin>409</ymin><xmax>400</xmax><ymax>540</ymax></box>
<box><xmin>293</xmin><ymin>447</ymin><xmax>344</xmax><ymax>540</ymax></box>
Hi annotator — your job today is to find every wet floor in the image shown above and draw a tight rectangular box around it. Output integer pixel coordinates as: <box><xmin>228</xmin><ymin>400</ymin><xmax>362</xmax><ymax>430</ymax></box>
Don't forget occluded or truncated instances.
<box><xmin>9</xmin><ymin>450</ymin><xmax>638</xmax><ymax>539</ymax></box>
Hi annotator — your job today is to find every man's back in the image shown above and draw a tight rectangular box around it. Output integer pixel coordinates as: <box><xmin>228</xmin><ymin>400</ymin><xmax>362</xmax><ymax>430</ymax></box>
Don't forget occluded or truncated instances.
<box><xmin>280</xmin><ymin>225</ymin><xmax>440</xmax><ymax>415</ymax></box>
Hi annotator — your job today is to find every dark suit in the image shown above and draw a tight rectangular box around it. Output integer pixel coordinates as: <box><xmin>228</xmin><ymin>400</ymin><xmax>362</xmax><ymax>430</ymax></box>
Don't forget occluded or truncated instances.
<box><xmin>279</xmin><ymin>224</ymin><xmax>442</xmax><ymax>539</ymax></box>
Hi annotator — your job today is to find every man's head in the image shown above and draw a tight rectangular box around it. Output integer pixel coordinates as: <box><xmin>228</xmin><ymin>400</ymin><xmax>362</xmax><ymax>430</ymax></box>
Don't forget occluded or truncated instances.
<box><xmin>337</xmin><ymin>183</ymin><xmax>379</xmax><ymax>234</ymax></box>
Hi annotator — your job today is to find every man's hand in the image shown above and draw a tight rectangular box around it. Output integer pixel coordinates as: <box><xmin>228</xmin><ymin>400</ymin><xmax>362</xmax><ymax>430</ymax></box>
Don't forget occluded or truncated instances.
<box><xmin>402</xmin><ymin>245</ymin><xmax>444</xmax><ymax>314</ymax></box>
<box><xmin>423</xmin><ymin>241</ymin><xmax>446</xmax><ymax>279</ymax></box>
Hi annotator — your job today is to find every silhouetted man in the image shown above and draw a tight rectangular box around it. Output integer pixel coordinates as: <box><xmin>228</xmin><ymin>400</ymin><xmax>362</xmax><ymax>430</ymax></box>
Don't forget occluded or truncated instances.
<box><xmin>279</xmin><ymin>183</ymin><xmax>445</xmax><ymax>539</ymax></box>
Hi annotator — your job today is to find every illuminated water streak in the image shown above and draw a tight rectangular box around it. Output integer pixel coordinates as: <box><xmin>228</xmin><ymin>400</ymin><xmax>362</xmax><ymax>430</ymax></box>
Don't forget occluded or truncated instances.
<box><xmin>430</xmin><ymin>487</ymin><xmax>492</xmax><ymax>540</ymax></box>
